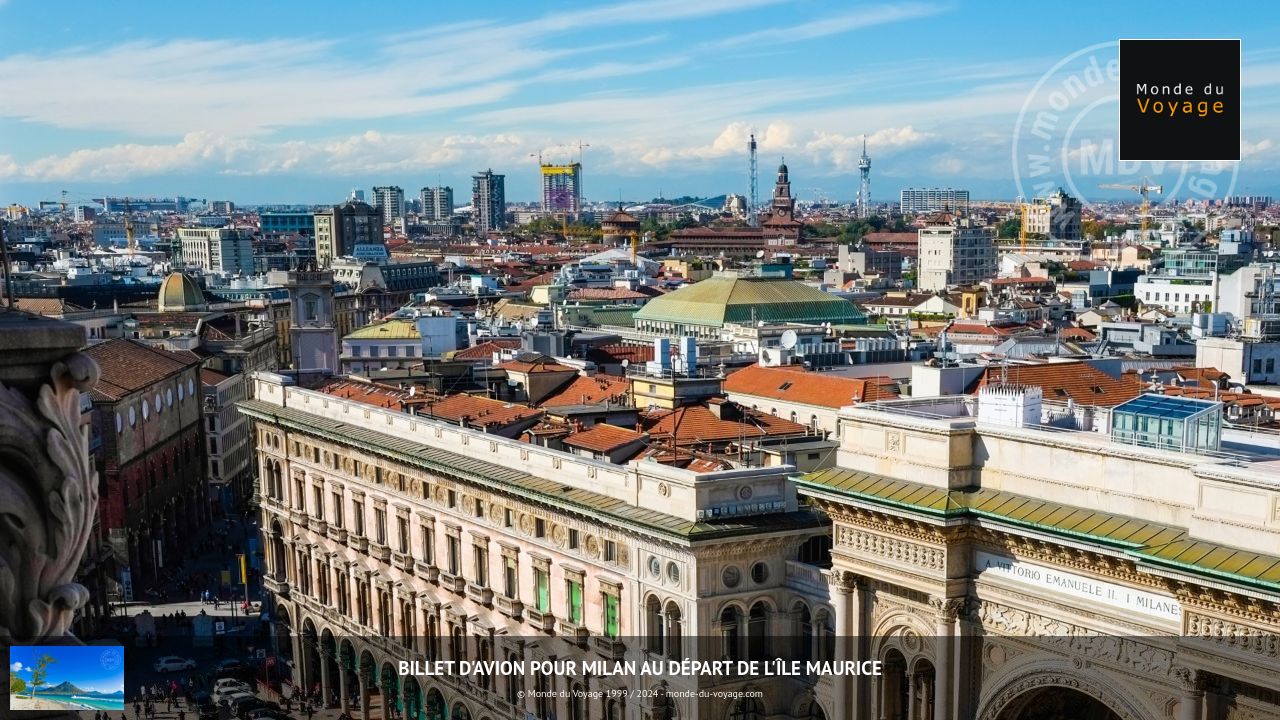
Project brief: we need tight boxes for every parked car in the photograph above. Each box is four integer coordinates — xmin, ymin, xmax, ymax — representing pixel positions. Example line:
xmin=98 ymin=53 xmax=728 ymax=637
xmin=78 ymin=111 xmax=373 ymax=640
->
xmin=214 ymin=678 xmax=251 ymax=694
xmin=232 ymin=696 xmax=279 ymax=720
xmin=214 ymin=688 xmax=255 ymax=706
xmin=154 ymin=656 xmax=197 ymax=673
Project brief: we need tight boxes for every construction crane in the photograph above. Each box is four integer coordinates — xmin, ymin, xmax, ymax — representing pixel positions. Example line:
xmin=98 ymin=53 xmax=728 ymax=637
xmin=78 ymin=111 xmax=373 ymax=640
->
xmin=1099 ymin=177 xmax=1162 ymax=241
xmin=1019 ymin=202 xmax=1029 ymax=252
xmin=123 ymin=197 xmax=136 ymax=256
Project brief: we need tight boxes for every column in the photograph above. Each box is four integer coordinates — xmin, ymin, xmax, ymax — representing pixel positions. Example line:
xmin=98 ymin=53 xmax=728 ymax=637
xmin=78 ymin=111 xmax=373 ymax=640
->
xmin=339 ymin=659 xmax=350 ymax=715
xmin=905 ymin=670 xmax=918 ymax=720
xmin=825 ymin=571 xmax=853 ymax=720
xmin=290 ymin=628 xmax=306 ymax=698
xmin=1176 ymin=668 xmax=1204 ymax=720
xmin=930 ymin=597 xmax=959 ymax=720
xmin=319 ymin=645 xmax=331 ymax=709
xmin=850 ymin=576 xmax=867 ymax=719
xmin=359 ymin=671 xmax=371 ymax=720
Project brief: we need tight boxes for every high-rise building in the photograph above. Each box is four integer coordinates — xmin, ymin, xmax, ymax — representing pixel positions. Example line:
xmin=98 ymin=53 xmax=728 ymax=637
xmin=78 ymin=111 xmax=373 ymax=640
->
xmin=1022 ymin=187 xmax=1082 ymax=243
xmin=540 ymin=162 xmax=582 ymax=215
xmin=472 ymin=169 xmax=507 ymax=234
xmin=176 ymin=226 xmax=254 ymax=275
xmin=208 ymin=200 xmax=235 ymax=214
xmin=917 ymin=214 xmax=997 ymax=291
xmin=421 ymin=186 xmax=454 ymax=221
xmin=313 ymin=200 xmax=383 ymax=267
xmin=900 ymin=188 xmax=970 ymax=214
xmin=372 ymin=186 xmax=405 ymax=225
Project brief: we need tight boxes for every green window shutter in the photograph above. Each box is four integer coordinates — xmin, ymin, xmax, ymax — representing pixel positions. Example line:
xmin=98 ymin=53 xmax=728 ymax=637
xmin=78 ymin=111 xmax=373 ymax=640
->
xmin=604 ymin=594 xmax=620 ymax=638
xmin=569 ymin=581 xmax=583 ymax=624
xmin=536 ymin=570 xmax=550 ymax=612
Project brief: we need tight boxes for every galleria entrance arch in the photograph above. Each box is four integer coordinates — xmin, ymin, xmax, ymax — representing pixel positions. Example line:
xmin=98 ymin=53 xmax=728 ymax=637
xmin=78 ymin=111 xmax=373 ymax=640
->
xmin=993 ymin=686 xmax=1122 ymax=720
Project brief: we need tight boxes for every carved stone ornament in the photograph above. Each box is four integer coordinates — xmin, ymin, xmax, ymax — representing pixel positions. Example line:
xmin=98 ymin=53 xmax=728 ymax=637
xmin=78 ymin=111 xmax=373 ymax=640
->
xmin=0 ymin=312 xmax=101 ymax=643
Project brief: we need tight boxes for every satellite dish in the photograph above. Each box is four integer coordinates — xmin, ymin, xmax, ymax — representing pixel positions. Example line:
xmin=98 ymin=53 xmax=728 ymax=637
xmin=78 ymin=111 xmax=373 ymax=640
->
xmin=780 ymin=329 xmax=799 ymax=349
xmin=756 ymin=249 xmax=766 ymax=259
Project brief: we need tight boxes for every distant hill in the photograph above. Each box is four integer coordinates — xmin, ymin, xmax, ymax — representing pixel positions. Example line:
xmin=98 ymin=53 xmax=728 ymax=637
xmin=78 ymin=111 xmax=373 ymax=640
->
xmin=88 ymin=690 xmax=125 ymax=697
xmin=44 ymin=681 xmax=87 ymax=695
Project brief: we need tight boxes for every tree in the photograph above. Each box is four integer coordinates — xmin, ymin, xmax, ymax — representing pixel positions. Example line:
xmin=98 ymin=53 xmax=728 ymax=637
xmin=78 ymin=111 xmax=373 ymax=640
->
xmin=10 ymin=672 xmax=25 ymax=695
xmin=996 ymin=218 xmax=1021 ymax=239
xmin=30 ymin=654 xmax=54 ymax=699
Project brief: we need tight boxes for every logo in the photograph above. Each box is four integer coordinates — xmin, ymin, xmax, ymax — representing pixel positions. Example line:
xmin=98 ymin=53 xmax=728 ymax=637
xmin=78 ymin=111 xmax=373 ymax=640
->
xmin=1012 ymin=41 xmax=1237 ymax=226
xmin=100 ymin=647 xmax=123 ymax=671
xmin=1120 ymin=39 xmax=1240 ymax=161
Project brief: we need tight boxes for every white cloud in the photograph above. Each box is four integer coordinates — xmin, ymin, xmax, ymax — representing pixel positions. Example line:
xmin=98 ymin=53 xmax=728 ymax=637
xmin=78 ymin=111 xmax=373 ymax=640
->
xmin=10 ymin=661 xmax=21 ymax=672
xmin=712 ymin=3 xmax=948 ymax=49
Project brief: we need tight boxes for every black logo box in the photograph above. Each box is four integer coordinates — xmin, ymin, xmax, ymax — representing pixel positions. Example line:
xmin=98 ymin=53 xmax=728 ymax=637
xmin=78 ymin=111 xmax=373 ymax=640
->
xmin=1119 ymin=39 xmax=1240 ymax=162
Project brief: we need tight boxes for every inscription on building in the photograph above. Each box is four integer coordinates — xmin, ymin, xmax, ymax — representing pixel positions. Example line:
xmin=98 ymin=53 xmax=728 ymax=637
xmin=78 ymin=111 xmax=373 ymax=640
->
xmin=975 ymin=551 xmax=1181 ymax=622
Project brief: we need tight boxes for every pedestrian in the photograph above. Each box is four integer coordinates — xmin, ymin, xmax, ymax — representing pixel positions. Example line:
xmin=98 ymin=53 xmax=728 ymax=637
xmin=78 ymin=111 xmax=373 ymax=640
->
xmin=307 ymin=703 xmax=315 ymax=720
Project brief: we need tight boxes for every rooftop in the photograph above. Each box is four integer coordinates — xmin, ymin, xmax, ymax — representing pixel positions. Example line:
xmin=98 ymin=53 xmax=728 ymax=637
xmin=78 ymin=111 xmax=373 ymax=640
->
xmin=343 ymin=318 xmax=421 ymax=341
xmin=633 ymin=274 xmax=866 ymax=328
xmin=723 ymin=364 xmax=899 ymax=409
xmin=83 ymin=338 xmax=201 ymax=401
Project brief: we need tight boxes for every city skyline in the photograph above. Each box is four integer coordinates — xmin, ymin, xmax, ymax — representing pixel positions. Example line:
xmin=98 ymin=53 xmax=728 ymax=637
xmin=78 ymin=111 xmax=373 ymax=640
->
xmin=1 ymin=0 xmax=1278 ymax=205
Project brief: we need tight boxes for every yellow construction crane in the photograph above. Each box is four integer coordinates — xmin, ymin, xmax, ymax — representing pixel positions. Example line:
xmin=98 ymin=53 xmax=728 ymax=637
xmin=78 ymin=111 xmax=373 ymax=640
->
xmin=1019 ymin=202 xmax=1029 ymax=252
xmin=1099 ymin=177 xmax=1162 ymax=241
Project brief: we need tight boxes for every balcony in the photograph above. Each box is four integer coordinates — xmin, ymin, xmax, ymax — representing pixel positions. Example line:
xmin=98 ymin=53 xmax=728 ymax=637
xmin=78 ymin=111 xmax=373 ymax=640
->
xmin=370 ymin=542 xmax=392 ymax=563
xmin=592 ymin=636 xmax=625 ymax=661
xmin=495 ymin=595 xmax=523 ymax=621
xmin=327 ymin=526 xmax=348 ymax=543
xmin=416 ymin=562 xmax=439 ymax=583
xmin=289 ymin=508 xmax=307 ymax=525
xmin=558 ymin=619 xmax=590 ymax=646
xmin=349 ymin=535 xmax=369 ymax=554
xmin=466 ymin=583 xmax=494 ymax=607
xmin=394 ymin=552 xmax=415 ymax=573
xmin=524 ymin=608 xmax=556 ymax=633
xmin=785 ymin=560 xmax=830 ymax=597
xmin=439 ymin=571 xmax=466 ymax=595
xmin=263 ymin=573 xmax=290 ymax=597
xmin=309 ymin=518 xmax=328 ymax=534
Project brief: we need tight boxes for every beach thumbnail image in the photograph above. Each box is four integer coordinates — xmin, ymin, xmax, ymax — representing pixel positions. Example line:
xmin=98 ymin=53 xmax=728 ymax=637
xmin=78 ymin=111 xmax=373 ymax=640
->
xmin=9 ymin=645 xmax=126 ymax=713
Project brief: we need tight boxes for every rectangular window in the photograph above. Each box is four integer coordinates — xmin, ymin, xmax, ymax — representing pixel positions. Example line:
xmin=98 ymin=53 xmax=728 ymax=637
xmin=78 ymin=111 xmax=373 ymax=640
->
xmin=313 ymin=486 xmax=324 ymax=521
xmin=332 ymin=492 xmax=344 ymax=528
xmin=535 ymin=568 xmax=550 ymax=613
xmin=567 ymin=579 xmax=583 ymax=624
xmin=421 ymin=525 xmax=435 ymax=565
xmin=568 ymin=529 xmax=579 ymax=550
xmin=504 ymin=509 xmax=513 ymax=528
xmin=604 ymin=541 xmax=616 ymax=562
xmin=534 ymin=518 xmax=545 ymax=538
xmin=397 ymin=516 xmax=409 ymax=553
xmin=474 ymin=498 xmax=484 ymax=518
xmin=1269 ymin=359 xmax=1276 ymax=374
xmin=352 ymin=501 xmax=364 ymax=536
xmin=447 ymin=490 xmax=456 ymax=508
xmin=504 ymin=556 xmax=518 ymax=599
xmin=604 ymin=593 xmax=620 ymax=638
xmin=374 ymin=508 xmax=387 ymax=545
xmin=447 ymin=535 xmax=460 ymax=574
xmin=473 ymin=545 xmax=488 ymax=586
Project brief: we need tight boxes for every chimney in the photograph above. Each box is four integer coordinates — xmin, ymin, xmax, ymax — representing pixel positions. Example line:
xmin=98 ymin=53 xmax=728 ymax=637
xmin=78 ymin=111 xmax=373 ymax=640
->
xmin=977 ymin=384 xmax=1042 ymax=428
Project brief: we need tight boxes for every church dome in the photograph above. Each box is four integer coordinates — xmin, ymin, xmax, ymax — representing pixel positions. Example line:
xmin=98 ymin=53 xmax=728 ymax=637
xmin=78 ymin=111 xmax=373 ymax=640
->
xmin=158 ymin=272 xmax=206 ymax=312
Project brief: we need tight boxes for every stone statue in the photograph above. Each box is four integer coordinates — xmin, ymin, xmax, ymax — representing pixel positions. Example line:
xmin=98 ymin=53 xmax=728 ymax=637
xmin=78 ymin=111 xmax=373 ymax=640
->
xmin=0 ymin=310 xmax=100 ymax=643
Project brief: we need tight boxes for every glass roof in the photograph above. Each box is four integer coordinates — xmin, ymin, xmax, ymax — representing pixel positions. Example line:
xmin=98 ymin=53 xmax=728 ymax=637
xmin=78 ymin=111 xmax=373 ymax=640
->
xmin=1112 ymin=393 xmax=1218 ymax=419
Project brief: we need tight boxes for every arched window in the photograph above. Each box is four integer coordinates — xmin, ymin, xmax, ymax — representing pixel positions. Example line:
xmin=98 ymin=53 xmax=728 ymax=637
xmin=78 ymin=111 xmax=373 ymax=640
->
xmin=790 ymin=411 xmax=798 ymax=423
xmin=815 ymin=610 xmax=834 ymax=663
xmin=569 ymin=683 xmax=585 ymax=720
xmin=452 ymin=704 xmax=472 ymax=720
xmin=793 ymin=602 xmax=813 ymax=662
xmin=664 ymin=601 xmax=683 ymax=659
xmin=729 ymin=698 xmax=762 ymax=720
xmin=719 ymin=606 xmax=742 ymax=662
xmin=748 ymin=602 xmax=768 ymax=662
xmin=646 ymin=596 xmax=664 ymax=654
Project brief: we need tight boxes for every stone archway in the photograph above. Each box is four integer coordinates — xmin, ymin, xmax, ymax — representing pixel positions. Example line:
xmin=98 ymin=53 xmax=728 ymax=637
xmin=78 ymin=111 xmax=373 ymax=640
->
xmin=994 ymin=685 xmax=1121 ymax=720
xmin=976 ymin=669 xmax=1155 ymax=720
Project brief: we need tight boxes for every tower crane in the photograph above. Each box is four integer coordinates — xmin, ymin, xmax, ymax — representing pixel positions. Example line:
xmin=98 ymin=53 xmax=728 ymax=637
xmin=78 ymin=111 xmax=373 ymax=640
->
xmin=1099 ymin=177 xmax=1162 ymax=241
xmin=123 ymin=197 xmax=136 ymax=256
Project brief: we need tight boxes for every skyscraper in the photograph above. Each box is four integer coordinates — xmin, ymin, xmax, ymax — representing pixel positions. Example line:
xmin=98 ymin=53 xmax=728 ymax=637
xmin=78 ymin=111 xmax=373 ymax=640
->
xmin=540 ymin=162 xmax=581 ymax=215
xmin=900 ymin=188 xmax=970 ymax=213
xmin=313 ymin=200 xmax=383 ymax=267
xmin=472 ymin=169 xmax=507 ymax=234
xmin=421 ymin=186 xmax=454 ymax=221
xmin=372 ymin=186 xmax=404 ymax=225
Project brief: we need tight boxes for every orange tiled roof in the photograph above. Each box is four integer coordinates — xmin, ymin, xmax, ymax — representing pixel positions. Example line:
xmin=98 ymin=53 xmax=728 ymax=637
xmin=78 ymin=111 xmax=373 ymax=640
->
xmin=497 ymin=356 xmax=576 ymax=374
xmin=641 ymin=404 xmax=809 ymax=445
xmin=452 ymin=339 xmax=522 ymax=361
xmin=1058 ymin=327 xmax=1097 ymax=341
xmin=539 ymin=374 xmax=633 ymax=408
xmin=200 ymin=368 xmax=230 ymax=387
xmin=968 ymin=361 xmax=1143 ymax=407
xmin=566 ymin=287 xmax=651 ymax=301
xmin=585 ymin=343 xmax=655 ymax=367
xmin=723 ymin=364 xmax=899 ymax=408
xmin=419 ymin=393 xmax=542 ymax=428
xmin=83 ymin=338 xmax=201 ymax=401
xmin=320 ymin=379 xmax=411 ymax=409
xmin=563 ymin=423 xmax=648 ymax=453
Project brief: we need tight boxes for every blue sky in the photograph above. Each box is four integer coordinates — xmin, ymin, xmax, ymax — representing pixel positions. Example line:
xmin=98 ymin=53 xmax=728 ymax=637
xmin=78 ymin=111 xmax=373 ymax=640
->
xmin=0 ymin=0 xmax=1278 ymax=206
xmin=9 ymin=645 xmax=125 ymax=694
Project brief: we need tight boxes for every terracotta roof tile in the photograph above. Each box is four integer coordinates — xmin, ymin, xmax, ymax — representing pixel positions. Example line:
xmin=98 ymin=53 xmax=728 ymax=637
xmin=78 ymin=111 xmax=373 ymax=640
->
xmin=968 ymin=361 xmax=1143 ymax=407
xmin=452 ymin=339 xmax=522 ymax=361
xmin=497 ymin=356 xmax=576 ymax=374
xmin=320 ymin=379 xmax=411 ymax=409
xmin=83 ymin=338 xmax=201 ymax=401
xmin=723 ymin=364 xmax=899 ymax=409
xmin=640 ymin=404 xmax=810 ymax=445
xmin=413 ymin=393 xmax=543 ymax=428
xmin=563 ymin=423 xmax=648 ymax=453
xmin=539 ymin=374 xmax=633 ymax=408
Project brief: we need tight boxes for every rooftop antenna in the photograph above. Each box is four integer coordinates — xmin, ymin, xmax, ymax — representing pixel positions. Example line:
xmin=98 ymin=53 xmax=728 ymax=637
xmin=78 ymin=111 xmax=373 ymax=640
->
xmin=857 ymin=134 xmax=871 ymax=219
xmin=748 ymin=132 xmax=759 ymax=227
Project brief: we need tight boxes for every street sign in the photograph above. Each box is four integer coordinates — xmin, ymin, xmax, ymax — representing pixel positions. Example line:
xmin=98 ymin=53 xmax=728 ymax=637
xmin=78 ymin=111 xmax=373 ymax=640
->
xmin=120 ymin=569 xmax=133 ymax=603
xmin=215 ymin=621 xmax=226 ymax=635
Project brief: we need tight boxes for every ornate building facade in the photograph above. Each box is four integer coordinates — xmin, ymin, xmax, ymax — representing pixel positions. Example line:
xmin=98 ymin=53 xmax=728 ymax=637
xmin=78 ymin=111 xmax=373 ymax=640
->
xmin=242 ymin=372 xmax=840 ymax=720
xmin=798 ymin=386 xmax=1280 ymax=720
